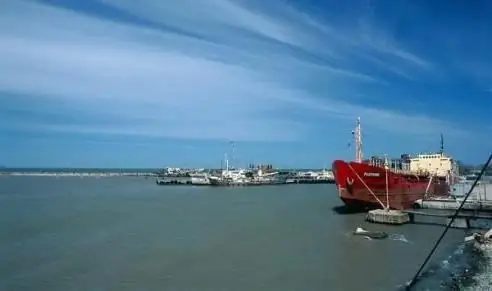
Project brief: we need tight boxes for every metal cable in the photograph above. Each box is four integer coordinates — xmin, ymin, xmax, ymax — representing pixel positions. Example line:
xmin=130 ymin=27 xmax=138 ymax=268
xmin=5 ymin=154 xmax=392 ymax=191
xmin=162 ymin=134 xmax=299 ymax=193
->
xmin=405 ymin=153 xmax=492 ymax=290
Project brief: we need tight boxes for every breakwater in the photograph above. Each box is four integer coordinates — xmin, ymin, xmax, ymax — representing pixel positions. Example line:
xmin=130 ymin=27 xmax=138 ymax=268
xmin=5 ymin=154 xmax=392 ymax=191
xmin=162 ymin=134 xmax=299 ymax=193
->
xmin=2 ymin=171 xmax=156 ymax=177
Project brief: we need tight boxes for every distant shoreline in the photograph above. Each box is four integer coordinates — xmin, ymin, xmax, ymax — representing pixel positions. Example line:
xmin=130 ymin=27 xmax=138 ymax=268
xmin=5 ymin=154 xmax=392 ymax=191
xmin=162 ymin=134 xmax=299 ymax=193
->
xmin=0 ymin=172 xmax=157 ymax=177
xmin=0 ymin=169 xmax=332 ymax=177
xmin=0 ymin=168 xmax=332 ymax=175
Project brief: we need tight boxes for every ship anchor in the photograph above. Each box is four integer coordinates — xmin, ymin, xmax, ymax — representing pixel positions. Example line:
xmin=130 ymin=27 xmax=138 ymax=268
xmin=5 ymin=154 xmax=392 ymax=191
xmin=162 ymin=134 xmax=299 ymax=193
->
xmin=346 ymin=177 xmax=354 ymax=185
xmin=346 ymin=177 xmax=355 ymax=194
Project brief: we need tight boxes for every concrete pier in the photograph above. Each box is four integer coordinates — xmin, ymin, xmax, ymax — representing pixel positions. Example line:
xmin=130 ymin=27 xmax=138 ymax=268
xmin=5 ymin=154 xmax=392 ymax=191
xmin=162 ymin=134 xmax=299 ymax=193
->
xmin=366 ymin=209 xmax=410 ymax=225
xmin=446 ymin=218 xmax=470 ymax=229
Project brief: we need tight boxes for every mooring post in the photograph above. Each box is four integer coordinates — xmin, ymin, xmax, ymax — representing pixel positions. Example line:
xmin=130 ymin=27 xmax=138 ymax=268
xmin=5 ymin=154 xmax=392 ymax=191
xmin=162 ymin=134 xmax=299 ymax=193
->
xmin=409 ymin=212 xmax=415 ymax=223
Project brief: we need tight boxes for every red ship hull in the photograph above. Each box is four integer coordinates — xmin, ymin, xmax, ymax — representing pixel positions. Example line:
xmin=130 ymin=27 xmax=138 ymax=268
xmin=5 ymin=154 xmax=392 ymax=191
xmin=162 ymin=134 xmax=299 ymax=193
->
xmin=332 ymin=160 xmax=450 ymax=210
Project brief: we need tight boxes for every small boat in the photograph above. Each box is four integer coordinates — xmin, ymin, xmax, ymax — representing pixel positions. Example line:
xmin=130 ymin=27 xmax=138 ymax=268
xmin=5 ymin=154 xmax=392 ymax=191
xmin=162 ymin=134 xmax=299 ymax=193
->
xmin=353 ymin=227 xmax=388 ymax=239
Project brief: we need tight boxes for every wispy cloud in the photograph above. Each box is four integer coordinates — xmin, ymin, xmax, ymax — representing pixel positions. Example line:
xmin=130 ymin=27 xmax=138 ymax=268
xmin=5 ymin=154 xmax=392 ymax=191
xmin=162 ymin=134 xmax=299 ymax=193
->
xmin=0 ymin=0 xmax=462 ymax=142
xmin=355 ymin=21 xmax=433 ymax=71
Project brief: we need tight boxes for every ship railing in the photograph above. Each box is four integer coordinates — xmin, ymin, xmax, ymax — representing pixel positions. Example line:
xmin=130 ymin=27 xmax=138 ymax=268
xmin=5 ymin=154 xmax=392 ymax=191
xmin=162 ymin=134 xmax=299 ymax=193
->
xmin=390 ymin=169 xmax=420 ymax=176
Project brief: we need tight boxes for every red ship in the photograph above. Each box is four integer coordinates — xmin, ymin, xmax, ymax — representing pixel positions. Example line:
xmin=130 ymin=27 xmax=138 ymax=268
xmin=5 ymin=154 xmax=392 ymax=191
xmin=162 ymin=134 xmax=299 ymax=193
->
xmin=332 ymin=118 xmax=452 ymax=210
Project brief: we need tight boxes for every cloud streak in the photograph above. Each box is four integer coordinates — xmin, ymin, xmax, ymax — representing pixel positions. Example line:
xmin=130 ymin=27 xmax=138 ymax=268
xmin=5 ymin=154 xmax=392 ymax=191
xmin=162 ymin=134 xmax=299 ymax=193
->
xmin=0 ymin=0 xmax=464 ymax=143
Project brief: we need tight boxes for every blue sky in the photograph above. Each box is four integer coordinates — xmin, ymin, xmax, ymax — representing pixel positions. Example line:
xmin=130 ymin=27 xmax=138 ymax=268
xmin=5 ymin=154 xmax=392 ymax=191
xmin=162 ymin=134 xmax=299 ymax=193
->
xmin=0 ymin=0 xmax=491 ymax=168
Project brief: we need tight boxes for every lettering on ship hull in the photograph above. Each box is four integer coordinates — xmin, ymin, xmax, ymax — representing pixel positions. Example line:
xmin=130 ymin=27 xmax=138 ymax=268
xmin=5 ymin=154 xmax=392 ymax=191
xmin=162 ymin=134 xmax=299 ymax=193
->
xmin=363 ymin=172 xmax=380 ymax=177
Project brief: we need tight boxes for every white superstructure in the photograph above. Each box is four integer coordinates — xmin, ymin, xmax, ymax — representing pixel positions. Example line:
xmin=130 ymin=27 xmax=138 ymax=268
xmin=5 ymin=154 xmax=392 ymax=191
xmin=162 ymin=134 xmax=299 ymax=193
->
xmin=409 ymin=152 xmax=458 ymax=178
xmin=408 ymin=134 xmax=459 ymax=183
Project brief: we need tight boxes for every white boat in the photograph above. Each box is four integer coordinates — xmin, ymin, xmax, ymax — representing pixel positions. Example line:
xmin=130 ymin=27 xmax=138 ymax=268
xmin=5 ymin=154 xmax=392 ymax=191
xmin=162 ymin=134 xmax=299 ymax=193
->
xmin=190 ymin=175 xmax=210 ymax=185
xmin=208 ymin=154 xmax=250 ymax=186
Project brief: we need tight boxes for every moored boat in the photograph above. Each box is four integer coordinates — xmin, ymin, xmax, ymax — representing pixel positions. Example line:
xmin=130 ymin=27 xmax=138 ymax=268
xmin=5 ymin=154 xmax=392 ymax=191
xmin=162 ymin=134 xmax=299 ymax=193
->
xmin=332 ymin=118 xmax=458 ymax=210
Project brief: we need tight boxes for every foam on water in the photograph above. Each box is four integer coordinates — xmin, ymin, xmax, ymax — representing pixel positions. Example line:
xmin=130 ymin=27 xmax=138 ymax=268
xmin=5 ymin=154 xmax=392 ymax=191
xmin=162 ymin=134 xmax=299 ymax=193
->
xmin=348 ymin=231 xmax=411 ymax=243
xmin=389 ymin=233 xmax=411 ymax=244
xmin=462 ymin=244 xmax=492 ymax=290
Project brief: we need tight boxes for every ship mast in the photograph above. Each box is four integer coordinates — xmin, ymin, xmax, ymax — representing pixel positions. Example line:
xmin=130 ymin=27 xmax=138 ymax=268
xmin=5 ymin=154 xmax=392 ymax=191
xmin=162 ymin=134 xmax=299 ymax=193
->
xmin=230 ymin=140 xmax=235 ymax=169
xmin=439 ymin=133 xmax=444 ymax=155
xmin=224 ymin=153 xmax=229 ymax=172
xmin=354 ymin=117 xmax=363 ymax=163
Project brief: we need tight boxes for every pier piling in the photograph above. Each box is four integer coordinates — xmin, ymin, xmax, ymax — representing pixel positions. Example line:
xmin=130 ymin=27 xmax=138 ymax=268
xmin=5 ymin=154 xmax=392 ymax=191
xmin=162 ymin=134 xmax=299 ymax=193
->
xmin=365 ymin=209 xmax=410 ymax=225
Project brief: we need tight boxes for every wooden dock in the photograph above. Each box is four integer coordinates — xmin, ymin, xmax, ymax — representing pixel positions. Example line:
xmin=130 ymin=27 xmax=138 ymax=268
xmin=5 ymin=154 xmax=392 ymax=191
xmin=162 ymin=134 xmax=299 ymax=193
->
xmin=402 ymin=209 xmax=492 ymax=228
xmin=366 ymin=208 xmax=492 ymax=228
xmin=403 ymin=209 xmax=492 ymax=220
xmin=414 ymin=199 xmax=492 ymax=212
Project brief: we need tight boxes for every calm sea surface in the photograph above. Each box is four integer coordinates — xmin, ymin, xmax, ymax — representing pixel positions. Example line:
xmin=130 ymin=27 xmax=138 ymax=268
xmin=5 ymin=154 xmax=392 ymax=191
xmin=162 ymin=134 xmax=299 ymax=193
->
xmin=0 ymin=176 xmax=470 ymax=291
